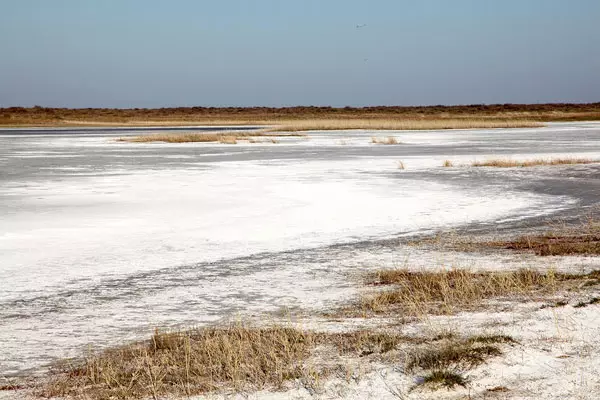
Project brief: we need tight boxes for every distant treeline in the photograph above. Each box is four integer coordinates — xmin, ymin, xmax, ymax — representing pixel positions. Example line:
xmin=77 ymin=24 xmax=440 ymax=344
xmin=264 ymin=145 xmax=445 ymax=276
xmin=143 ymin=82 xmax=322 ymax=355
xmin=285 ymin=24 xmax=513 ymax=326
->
xmin=2 ymin=103 xmax=600 ymax=125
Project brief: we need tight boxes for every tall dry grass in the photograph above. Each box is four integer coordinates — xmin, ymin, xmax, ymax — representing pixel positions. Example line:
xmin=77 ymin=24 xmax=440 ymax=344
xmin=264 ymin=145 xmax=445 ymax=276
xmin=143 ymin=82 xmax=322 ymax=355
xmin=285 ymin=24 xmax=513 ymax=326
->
xmin=471 ymin=157 xmax=599 ymax=168
xmin=360 ymin=268 xmax=595 ymax=315
xmin=268 ymin=118 xmax=543 ymax=132
xmin=40 ymin=325 xmax=408 ymax=400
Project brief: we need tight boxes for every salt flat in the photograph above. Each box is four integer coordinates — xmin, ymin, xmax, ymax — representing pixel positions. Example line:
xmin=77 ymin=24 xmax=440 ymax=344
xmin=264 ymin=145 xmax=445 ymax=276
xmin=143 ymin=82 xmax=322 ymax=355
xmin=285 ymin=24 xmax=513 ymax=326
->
xmin=1 ymin=122 xmax=600 ymax=378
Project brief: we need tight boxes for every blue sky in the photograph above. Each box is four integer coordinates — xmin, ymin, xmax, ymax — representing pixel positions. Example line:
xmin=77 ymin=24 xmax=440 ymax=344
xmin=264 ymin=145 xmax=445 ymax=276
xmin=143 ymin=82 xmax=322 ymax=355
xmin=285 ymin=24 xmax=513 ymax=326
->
xmin=1 ymin=0 xmax=599 ymax=107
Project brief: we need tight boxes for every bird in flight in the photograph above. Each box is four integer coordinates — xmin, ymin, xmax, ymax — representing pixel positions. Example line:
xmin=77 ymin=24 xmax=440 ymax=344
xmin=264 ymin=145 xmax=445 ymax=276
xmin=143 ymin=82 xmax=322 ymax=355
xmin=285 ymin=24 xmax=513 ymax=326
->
xmin=356 ymin=24 xmax=367 ymax=29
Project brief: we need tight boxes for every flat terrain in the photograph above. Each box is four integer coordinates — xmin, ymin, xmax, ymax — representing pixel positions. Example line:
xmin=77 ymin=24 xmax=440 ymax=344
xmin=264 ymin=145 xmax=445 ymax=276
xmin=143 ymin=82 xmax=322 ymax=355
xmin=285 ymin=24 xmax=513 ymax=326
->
xmin=1 ymin=122 xmax=600 ymax=399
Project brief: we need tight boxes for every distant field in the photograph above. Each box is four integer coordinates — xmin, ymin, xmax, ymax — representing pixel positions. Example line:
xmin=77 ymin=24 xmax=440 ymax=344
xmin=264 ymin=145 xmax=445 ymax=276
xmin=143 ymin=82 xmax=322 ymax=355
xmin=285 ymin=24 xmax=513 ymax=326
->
xmin=1 ymin=103 xmax=600 ymax=130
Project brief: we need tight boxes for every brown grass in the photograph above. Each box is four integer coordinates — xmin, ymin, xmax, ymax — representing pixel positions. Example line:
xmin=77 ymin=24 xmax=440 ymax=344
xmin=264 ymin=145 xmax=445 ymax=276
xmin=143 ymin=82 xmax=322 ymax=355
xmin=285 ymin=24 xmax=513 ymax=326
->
xmin=492 ymin=217 xmax=600 ymax=256
xmin=471 ymin=158 xmax=598 ymax=168
xmin=40 ymin=325 xmax=408 ymax=400
xmin=118 ymin=131 xmax=304 ymax=144
xmin=360 ymin=268 xmax=598 ymax=315
xmin=504 ymin=236 xmax=600 ymax=256
xmin=420 ymin=370 xmax=468 ymax=389
xmin=41 ymin=326 xmax=316 ymax=399
xmin=272 ymin=118 xmax=543 ymax=132
xmin=407 ymin=341 xmax=501 ymax=372
xmin=442 ymin=160 xmax=454 ymax=167
xmin=407 ymin=334 xmax=515 ymax=390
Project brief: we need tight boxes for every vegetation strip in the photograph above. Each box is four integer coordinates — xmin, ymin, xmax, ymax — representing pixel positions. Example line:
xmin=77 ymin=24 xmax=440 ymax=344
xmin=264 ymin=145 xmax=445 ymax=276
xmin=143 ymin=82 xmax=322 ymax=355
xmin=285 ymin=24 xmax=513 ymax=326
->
xmin=118 ymin=131 xmax=305 ymax=144
xmin=409 ymin=218 xmax=600 ymax=256
xmin=39 ymin=326 xmax=410 ymax=399
xmin=471 ymin=158 xmax=599 ymax=168
xmin=3 ymin=103 xmax=600 ymax=127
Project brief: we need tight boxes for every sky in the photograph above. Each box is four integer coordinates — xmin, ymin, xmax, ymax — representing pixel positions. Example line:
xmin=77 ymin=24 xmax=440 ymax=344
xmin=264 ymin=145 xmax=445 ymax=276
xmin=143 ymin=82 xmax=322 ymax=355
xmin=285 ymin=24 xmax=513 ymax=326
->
xmin=1 ymin=0 xmax=599 ymax=108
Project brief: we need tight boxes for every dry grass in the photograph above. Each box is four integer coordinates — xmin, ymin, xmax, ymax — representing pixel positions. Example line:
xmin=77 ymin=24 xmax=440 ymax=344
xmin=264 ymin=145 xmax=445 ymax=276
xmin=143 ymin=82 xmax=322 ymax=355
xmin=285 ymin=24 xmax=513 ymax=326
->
xmin=407 ymin=334 xmax=515 ymax=390
xmin=503 ymin=235 xmax=600 ymax=256
xmin=494 ymin=217 xmax=600 ymax=256
xmin=371 ymin=136 xmax=400 ymax=145
xmin=118 ymin=131 xmax=304 ymax=144
xmin=442 ymin=160 xmax=454 ymax=167
xmin=471 ymin=157 xmax=598 ymax=168
xmin=271 ymin=118 xmax=543 ymax=132
xmin=41 ymin=326 xmax=316 ymax=399
xmin=408 ymin=216 xmax=600 ymax=257
xmin=360 ymin=268 xmax=598 ymax=315
xmin=407 ymin=341 xmax=501 ymax=372
xmin=420 ymin=370 xmax=468 ymax=389
xmin=397 ymin=161 xmax=405 ymax=170
xmin=40 ymin=325 xmax=408 ymax=400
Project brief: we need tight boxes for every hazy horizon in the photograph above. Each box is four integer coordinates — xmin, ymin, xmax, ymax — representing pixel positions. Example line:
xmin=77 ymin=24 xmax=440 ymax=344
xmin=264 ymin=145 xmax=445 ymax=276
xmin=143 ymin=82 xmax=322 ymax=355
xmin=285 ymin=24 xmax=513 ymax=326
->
xmin=2 ymin=0 xmax=599 ymax=108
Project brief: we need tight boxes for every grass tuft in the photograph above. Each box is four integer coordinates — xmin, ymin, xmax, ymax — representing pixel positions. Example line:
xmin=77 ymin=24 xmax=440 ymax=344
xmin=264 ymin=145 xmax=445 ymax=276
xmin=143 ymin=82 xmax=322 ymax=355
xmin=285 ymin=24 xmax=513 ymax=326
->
xmin=574 ymin=297 xmax=600 ymax=308
xmin=421 ymin=370 xmax=468 ymax=389
xmin=465 ymin=334 xmax=518 ymax=345
xmin=407 ymin=342 xmax=501 ymax=372
xmin=442 ymin=160 xmax=454 ymax=167
xmin=371 ymin=136 xmax=400 ymax=145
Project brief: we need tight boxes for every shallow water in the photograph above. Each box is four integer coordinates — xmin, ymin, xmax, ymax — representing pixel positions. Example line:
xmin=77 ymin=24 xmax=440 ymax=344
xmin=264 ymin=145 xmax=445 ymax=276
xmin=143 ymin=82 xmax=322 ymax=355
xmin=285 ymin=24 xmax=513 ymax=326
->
xmin=1 ymin=123 xmax=600 ymax=377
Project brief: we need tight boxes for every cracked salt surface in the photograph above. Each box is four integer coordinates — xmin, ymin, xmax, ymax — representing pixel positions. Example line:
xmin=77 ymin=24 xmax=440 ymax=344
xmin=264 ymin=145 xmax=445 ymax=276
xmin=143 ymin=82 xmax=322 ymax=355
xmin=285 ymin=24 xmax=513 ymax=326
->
xmin=1 ymin=123 xmax=600 ymax=378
